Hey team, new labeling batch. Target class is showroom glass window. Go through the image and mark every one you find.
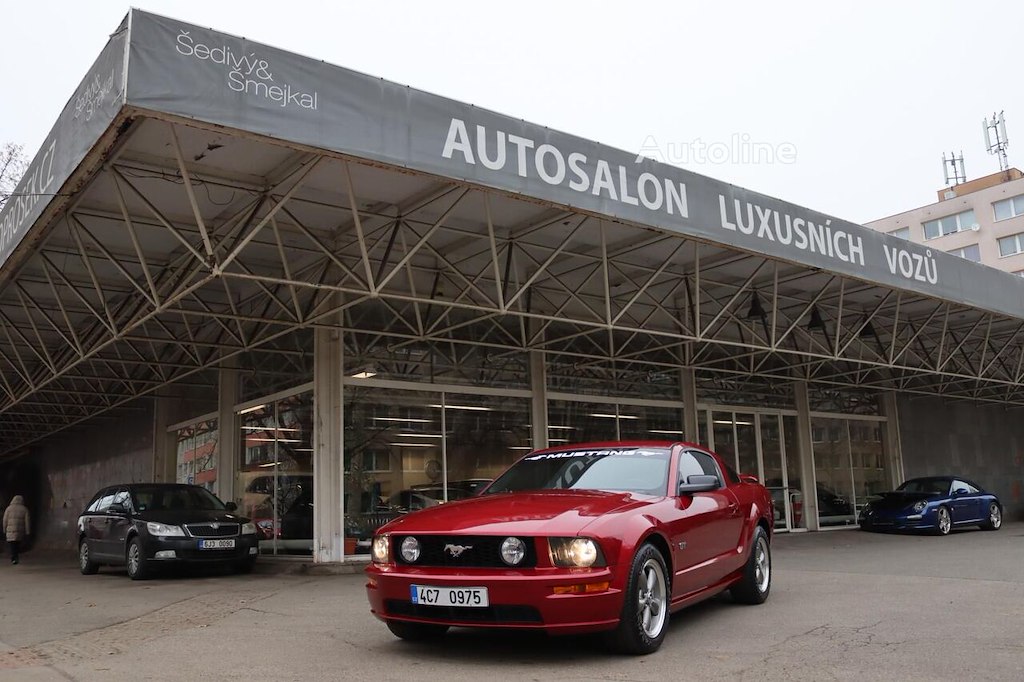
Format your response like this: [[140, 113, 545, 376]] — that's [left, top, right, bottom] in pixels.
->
[[342, 386, 531, 557], [175, 418, 218, 491], [237, 391, 314, 556]]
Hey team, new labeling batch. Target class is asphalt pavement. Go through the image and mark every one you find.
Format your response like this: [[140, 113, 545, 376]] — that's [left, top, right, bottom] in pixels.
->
[[1, 523, 1022, 681]]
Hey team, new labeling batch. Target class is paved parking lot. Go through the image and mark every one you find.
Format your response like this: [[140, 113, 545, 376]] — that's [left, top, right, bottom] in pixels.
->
[[1, 524, 1022, 681]]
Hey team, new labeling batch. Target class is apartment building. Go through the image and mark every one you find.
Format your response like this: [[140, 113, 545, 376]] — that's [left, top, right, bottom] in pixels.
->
[[866, 168, 1024, 275]]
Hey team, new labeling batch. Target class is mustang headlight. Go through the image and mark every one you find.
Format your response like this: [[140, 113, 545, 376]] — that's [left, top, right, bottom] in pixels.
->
[[400, 536, 421, 563], [912, 501, 928, 513], [241, 522, 257, 535], [549, 537, 605, 568], [500, 536, 527, 566], [146, 522, 185, 537], [372, 534, 391, 564]]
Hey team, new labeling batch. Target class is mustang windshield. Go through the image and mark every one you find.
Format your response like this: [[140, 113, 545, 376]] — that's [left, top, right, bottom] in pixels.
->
[[486, 447, 671, 495]]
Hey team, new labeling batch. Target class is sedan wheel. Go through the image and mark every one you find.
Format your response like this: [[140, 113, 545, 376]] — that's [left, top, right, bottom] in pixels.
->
[[79, 539, 99, 575], [935, 507, 952, 536], [126, 537, 151, 580], [981, 503, 1002, 531], [606, 543, 669, 655]]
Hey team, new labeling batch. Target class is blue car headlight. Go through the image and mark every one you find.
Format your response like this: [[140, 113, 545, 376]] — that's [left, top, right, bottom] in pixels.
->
[[912, 500, 927, 513]]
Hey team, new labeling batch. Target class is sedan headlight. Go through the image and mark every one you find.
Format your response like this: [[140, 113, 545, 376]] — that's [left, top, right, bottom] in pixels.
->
[[500, 536, 527, 566], [549, 537, 605, 568], [241, 522, 257, 535], [400, 536, 421, 563], [146, 521, 185, 537], [912, 501, 928, 513], [372, 534, 391, 564]]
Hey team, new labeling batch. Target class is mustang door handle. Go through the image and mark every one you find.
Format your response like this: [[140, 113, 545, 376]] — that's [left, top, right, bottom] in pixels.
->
[[727, 503, 741, 516]]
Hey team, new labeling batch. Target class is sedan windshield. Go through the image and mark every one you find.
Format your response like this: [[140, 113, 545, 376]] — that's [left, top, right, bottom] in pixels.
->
[[485, 447, 671, 495], [896, 478, 950, 495], [131, 485, 227, 512]]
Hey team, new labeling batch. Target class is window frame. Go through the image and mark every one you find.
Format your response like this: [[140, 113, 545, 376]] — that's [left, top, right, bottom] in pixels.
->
[[997, 232, 1024, 258], [950, 243, 981, 262], [993, 195, 1024, 222], [922, 209, 977, 240]]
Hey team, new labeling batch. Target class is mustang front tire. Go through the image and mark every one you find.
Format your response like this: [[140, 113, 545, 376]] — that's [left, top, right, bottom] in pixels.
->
[[385, 620, 449, 641], [607, 542, 669, 655], [731, 526, 771, 605]]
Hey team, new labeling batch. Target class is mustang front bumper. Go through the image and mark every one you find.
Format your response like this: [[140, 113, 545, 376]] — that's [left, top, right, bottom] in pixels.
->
[[366, 564, 624, 635]]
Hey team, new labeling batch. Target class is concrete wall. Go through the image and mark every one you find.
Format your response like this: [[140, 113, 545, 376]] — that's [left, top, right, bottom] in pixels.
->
[[897, 396, 1024, 521], [0, 400, 155, 553]]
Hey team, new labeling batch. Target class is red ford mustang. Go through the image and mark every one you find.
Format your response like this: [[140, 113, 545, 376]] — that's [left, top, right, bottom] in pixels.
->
[[364, 441, 774, 654]]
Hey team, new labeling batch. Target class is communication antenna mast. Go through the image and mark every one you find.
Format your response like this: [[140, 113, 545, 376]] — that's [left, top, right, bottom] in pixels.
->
[[942, 151, 966, 186], [983, 111, 1010, 171]]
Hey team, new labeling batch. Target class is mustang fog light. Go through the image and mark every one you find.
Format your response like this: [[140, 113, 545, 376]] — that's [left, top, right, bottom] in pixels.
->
[[500, 537, 526, 565], [913, 501, 927, 513], [371, 534, 391, 564], [549, 537, 605, 568], [400, 536, 421, 563]]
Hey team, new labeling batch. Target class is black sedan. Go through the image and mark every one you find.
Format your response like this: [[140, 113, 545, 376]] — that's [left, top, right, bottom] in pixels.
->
[[77, 483, 259, 579], [858, 476, 1002, 535]]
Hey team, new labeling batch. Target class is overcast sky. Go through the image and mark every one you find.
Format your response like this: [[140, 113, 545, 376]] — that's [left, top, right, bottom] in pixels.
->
[[4, 1, 1022, 224]]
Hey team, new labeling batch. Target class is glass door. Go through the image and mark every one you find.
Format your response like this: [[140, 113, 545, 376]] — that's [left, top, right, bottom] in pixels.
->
[[706, 409, 796, 532]]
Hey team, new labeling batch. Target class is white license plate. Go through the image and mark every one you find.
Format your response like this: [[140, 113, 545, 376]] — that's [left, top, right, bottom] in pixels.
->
[[410, 585, 489, 607], [199, 538, 236, 549]]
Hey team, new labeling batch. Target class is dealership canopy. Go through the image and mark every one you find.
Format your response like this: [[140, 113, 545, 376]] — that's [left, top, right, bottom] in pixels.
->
[[1, 9, 1023, 453]]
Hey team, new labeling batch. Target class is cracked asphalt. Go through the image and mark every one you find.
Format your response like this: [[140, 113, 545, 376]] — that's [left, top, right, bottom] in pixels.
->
[[1, 523, 1022, 681]]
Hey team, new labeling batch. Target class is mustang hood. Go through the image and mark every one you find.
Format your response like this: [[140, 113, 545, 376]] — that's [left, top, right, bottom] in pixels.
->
[[380, 490, 653, 536]]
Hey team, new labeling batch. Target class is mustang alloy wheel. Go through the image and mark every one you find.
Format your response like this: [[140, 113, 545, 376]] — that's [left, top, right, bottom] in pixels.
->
[[607, 543, 669, 655], [935, 507, 952, 536], [981, 503, 1002, 531], [731, 526, 772, 605]]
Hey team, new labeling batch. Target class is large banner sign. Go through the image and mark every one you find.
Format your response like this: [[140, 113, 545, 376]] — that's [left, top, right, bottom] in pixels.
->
[[0, 21, 127, 269], [9, 9, 1024, 320]]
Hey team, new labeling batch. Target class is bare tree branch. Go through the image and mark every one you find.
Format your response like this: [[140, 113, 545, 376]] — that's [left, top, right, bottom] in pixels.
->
[[0, 143, 30, 210]]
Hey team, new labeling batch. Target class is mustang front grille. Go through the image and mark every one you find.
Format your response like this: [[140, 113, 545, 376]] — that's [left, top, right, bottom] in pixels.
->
[[393, 535, 538, 568]]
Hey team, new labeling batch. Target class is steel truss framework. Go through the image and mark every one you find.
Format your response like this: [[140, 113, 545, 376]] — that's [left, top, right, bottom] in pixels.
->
[[1, 114, 1023, 453]]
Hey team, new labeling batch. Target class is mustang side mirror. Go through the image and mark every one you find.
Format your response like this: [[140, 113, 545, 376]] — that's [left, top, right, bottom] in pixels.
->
[[225, 501, 238, 512], [678, 474, 720, 495], [739, 474, 759, 484]]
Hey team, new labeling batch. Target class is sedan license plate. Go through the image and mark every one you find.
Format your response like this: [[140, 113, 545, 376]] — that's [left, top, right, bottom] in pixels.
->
[[410, 585, 489, 607], [199, 538, 236, 549]]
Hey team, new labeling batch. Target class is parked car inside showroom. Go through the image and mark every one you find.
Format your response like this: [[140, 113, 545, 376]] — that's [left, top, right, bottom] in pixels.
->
[[365, 441, 774, 655], [858, 476, 1002, 535], [77, 483, 259, 579]]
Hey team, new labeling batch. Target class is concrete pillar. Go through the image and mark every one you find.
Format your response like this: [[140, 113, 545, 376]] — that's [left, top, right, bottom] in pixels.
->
[[313, 323, 344, 563], [530, 350, 548, 450], [879, 391, 905, 487], [152, 397, 178, 483], [217, 363, 239, 505], [793, 381, 820, 531], [681, 367, 698, 442]]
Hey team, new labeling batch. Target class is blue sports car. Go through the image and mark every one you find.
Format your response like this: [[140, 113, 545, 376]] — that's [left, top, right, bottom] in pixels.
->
[[858, 476, 1002, 535]]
